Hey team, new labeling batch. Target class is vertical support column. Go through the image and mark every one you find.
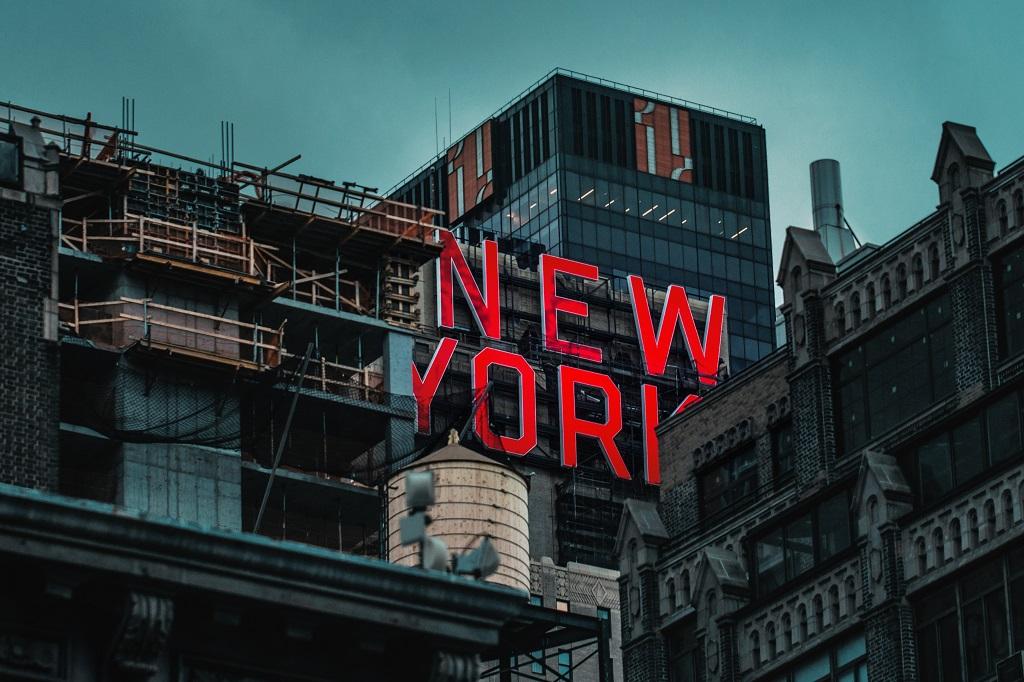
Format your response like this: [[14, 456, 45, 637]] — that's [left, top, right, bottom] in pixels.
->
[[949, 189, 998, 396], [383, 330, 415, 462], [788, 292, 837, 490]]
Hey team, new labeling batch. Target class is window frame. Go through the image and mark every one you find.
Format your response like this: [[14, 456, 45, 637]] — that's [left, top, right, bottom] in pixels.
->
[[0, 131, 24, 190], [750, 488, 855, 599]]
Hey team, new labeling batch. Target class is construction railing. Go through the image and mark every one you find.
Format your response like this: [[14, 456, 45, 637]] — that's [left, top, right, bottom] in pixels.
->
[[58, 297, 284, 370], [280, 352, 386, 404], [233, 163, 445, 246], [251, 244, 372, 315], [61, 214, 257, 276]]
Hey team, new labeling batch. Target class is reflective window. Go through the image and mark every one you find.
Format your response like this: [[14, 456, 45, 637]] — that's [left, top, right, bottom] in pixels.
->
[[900, 391, 1024, 505], [835, 294, 954, 453], [753, 490, 853, 596]]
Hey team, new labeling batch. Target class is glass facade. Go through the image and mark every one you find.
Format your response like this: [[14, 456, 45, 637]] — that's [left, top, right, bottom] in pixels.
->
[[393, 73, 776, 372]]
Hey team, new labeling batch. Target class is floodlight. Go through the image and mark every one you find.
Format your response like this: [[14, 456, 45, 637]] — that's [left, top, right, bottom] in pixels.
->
[[421, 535, 449, 572], [454, 536, 501, 579], [405, 471, 435, 510]]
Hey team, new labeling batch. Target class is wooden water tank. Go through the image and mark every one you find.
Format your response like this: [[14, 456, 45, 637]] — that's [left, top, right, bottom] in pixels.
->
[[387, 435, 530, 592]]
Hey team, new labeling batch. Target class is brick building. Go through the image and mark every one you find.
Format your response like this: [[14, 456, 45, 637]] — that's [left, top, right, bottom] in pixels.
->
[[616, 122, 1024, 681]]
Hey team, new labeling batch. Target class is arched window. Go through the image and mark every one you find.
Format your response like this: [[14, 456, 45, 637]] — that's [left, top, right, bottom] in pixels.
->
[[797, 603, 808, 641], [851, 292, 862, 326], [628, 540, 637, 569], [912, 254, 924, 289], [766, 622, 777, 659], [985, 499, 997, 541], [813, 595, 824, 634], [828, 585, 840, 625], [897, 263, 908, 299], [1015, 190, 1024, 228], [969, 508, 980, 546], [667, 578, 676, 611], [790, 266, 803, 291], [845, 576, 857, 616], [950, 517, 962, 557], [882, 274, 892, 308], [929, 244, 941, 280], [949, 163, 960, 191], [751, 631, 761, 666], [834, 302, 846, 335], [998, 199, 1009, 236], [933, 527, 945, 565], [866, 283, 877, 318], [916, 536, 928, 574], [782, 613, 792, 650], [681, 570, 691, 605], [706, 590, 717, 620], [1001, 490, 1014, 531]]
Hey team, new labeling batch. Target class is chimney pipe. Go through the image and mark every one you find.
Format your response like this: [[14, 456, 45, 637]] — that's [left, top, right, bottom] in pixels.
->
[[810, 159, 857, 262]]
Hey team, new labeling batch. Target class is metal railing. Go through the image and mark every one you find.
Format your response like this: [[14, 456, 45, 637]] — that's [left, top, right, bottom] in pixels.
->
[[58, 297, 284, 370], [61, 214, 257, 276], [280, 352, 386, 404]]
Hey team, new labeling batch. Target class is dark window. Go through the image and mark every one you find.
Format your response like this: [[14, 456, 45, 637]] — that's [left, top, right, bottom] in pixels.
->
[[713, 125, 727, 191], [835, 295, 954, 453], [753, 490, 853, 596], [540, 90, 551, 160], [998, 241, 1024, 357], [700, 444, 757, 519], [998, 199, 1009, 236], [666, 623, 699, 682], [742, 131, 755, 199], [949, 163, 960, 191], [600, 95, 613, 163], [772, 632, 867, 681], [913, 254, 924, 289], [901, 391, 1023, 505], [0, 134, 22, 188], [614, 99, 628, 166], [851, 292, 862, 326], [772, 421, 794, 484], [897, 263, 908, 299], [586, 91, 598, 160], [728, 128, 741, 195], [916, 553, 1022, 681], [882, 274, 892, 308], [866, 283, 877, 317], [1015, 190, 1024, 228], [698, 121, 712, 189], [929, 244, 941, 280], [571, 88, 584, 156]]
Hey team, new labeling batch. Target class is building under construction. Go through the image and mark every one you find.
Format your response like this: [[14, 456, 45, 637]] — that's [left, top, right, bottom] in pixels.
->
[[0, 101, 615, 680]]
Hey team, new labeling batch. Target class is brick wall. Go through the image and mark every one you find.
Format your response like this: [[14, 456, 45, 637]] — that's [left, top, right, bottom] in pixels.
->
[[0, 197, 59, 491]]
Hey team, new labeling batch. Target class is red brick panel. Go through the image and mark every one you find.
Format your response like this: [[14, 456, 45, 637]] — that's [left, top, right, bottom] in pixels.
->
[[633, 98, 693, 183], [446, 120, 495, 223]]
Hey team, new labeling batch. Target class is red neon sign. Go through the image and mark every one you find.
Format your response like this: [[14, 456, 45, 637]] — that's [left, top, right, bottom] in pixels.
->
[[416, 237, 727, 484]]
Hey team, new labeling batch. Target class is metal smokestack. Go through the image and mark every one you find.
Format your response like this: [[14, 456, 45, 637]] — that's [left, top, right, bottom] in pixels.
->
[[810, 159, 857, 262]]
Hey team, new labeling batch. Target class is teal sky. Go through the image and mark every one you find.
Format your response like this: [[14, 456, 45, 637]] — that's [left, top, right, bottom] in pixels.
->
[[4, 0, 1022, 278]]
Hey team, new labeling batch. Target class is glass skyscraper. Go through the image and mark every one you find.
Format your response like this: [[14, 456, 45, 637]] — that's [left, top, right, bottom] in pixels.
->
[[391, 68, 775, 371]]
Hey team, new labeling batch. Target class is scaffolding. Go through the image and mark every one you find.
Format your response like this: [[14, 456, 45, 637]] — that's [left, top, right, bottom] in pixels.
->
[[2, 99, 449, 559]]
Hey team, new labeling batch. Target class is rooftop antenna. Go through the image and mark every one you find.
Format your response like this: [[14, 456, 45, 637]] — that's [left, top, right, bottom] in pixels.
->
[[434, 97, 439, 156], [448, 88, 452, 149]]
